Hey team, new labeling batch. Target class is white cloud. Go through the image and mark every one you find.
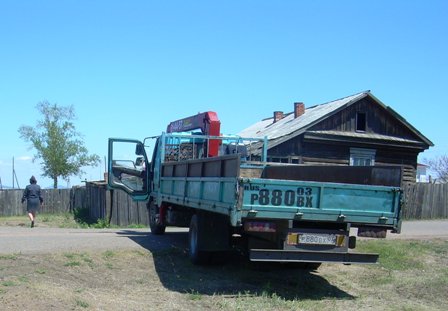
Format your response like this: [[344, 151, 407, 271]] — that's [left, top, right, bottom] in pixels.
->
[[17, 156, 32, 161]]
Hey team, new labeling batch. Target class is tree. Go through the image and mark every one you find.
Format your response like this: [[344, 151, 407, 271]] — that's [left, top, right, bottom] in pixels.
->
[[18, 101, 101, 188], [423, 155, 448, 183]]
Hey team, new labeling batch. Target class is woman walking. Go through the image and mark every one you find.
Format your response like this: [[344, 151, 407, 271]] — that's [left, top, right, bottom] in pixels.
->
[[22, 176, 43, 228]]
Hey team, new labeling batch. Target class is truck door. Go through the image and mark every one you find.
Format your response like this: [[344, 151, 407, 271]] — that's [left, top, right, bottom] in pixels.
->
[[108, 138, 149, 201]]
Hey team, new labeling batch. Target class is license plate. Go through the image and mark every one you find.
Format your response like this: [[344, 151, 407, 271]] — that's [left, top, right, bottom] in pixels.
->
[[287, 233, 337, 246], [299, 233, 337, 245]]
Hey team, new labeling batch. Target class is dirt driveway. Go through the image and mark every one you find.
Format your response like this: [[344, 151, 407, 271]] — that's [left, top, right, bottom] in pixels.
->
[[0, 227, 189, 255], [1, 220, 447, 255]]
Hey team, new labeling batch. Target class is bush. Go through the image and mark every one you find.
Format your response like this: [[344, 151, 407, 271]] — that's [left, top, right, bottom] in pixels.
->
[[73, 207, 110, 228], [73, 207, 92, 225]]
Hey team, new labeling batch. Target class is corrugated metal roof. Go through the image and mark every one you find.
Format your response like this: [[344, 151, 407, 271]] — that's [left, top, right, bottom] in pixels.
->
[[238, 91, 369, 139], [238, 90, 433, 152]]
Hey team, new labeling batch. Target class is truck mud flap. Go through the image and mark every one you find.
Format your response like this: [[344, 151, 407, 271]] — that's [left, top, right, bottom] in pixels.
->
[[250, 249, 379, 264]]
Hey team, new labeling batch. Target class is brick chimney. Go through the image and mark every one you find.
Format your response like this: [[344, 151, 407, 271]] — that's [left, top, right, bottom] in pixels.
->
[[294, 102, 305, 118], [273, 111, 284, 123]]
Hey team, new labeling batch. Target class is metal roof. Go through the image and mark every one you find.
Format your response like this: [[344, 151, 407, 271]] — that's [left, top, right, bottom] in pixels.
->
[[238, 90, 433, 150], [239, 91, 369, 139]]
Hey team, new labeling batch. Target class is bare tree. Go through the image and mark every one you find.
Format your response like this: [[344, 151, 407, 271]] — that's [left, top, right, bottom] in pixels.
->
[[423, 155, 448, 183], [18, 101, 100, 188]]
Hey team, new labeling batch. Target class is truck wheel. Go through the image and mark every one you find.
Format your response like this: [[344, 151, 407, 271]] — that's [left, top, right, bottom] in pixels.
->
[[189, 214, 210, 265], [149, 202, 166, 235]]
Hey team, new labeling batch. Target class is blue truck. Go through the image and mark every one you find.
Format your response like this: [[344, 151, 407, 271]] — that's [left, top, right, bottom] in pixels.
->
[[108, 130, 402, 267]]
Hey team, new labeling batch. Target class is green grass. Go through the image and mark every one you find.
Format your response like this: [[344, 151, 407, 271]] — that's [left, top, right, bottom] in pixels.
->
[[0, 239, 446, 310], [0, 254, 19, 260], [357, 239, 446, 271], [35, 268, 46, 275], [1, 280, 16, 287], [102, 250, 116, 259], [64, 261, 81, 267], [62, 252, 95, 268], [0, 211, 145, 229], [75, 298, 89, 308], [188, 290, 203, 301]]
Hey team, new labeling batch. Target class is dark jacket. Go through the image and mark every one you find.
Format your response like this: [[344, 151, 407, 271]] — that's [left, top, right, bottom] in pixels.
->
[[22, 184, 43, 212]]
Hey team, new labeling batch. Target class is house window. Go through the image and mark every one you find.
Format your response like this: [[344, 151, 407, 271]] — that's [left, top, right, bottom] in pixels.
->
[[268, 157, 289, 163], [350, 148, 375, 166], [356, 112, 366, 132], [290, 157, 300, 164], [268, 156, 301, 164]]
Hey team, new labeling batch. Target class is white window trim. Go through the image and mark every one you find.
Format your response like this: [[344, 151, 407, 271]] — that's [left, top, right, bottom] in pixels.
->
[[350, 148, 376, 166]]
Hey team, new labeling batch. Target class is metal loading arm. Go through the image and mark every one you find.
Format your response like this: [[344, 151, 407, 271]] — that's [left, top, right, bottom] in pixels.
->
[[166, 111, 221, 157]]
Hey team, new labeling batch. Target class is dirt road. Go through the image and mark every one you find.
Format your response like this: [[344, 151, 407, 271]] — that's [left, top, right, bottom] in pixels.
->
[[0, 227, 189, 254], [388, 220, 448, 239], [1, 220, 447, 255]]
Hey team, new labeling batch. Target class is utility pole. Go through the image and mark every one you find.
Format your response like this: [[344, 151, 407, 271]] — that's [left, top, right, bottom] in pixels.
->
[[12, 157, 20, 189]]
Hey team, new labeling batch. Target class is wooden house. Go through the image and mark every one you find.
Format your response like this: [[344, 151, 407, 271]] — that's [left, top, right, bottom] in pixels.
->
[[239, 91, 433, 184]]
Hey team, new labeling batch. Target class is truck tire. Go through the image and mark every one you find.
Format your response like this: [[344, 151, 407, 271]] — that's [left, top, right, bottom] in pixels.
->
[[189, 214, 210, 265], [149, 202, 166, 235]]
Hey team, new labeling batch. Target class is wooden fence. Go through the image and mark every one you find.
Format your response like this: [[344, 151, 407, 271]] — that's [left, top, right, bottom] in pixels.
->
[[402, 183, 448, 219], [85, 181, 149, 226], [0, 187, 87, 217], [1, 182, 447, 226]]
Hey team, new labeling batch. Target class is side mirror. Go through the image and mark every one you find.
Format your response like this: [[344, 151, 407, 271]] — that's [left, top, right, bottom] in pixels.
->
[[135, 156, 144, 167], [135, 143, 145, 155]]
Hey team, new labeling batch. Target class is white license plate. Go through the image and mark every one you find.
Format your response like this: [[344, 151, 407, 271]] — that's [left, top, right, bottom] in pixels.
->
[[298, 233, 337, 245]]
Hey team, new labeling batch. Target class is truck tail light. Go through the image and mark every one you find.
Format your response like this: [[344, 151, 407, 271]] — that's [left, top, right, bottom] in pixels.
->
[[244, 221, 276, 233]]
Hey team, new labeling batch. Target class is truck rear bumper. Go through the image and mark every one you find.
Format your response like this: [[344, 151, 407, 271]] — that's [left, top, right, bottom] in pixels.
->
[[250, 249, 378, 264]]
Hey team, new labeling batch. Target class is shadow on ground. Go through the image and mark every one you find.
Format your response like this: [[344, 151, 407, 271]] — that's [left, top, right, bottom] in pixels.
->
[[117, 229, 354, 301]]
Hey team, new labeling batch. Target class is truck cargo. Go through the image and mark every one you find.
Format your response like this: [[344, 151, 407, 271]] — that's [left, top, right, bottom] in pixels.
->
[[107, 112, 402, 266]]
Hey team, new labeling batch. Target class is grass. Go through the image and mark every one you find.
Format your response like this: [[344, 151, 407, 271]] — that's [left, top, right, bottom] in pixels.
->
[[75, 298, 89, 308], [357, 239, 447, 271], [0, 254, 19, 260], [0, 240, 446, 310], [1, 280, 16, 287], [102, 250, 116, 259], [35, 268, 46, 275], [188, 290, 203, 301], [0, 209, 144, 229], [64, 261, 82, 267], [62, 252, 95, 268], [0, 214, 446, 310]]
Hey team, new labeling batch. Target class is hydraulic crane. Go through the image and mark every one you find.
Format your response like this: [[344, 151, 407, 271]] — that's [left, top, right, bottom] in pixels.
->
[[166, 111, 221, 157]]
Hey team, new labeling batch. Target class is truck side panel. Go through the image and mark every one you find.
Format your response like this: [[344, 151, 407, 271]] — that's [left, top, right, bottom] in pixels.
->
[[159, 155, 241, 219], [240, 178, 400, 229], [158, 154, 401, 230]]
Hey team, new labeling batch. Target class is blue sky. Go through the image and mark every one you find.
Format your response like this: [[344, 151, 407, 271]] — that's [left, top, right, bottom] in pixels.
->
[[1, 0, 447, 188]]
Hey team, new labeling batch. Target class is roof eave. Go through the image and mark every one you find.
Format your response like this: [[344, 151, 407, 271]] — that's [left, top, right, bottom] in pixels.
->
[[366, 93, 434, 147]]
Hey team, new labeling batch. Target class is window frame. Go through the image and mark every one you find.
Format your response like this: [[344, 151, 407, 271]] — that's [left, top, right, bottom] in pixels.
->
[[350, 147, 376, 166], [356, 112, 367, 132]]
